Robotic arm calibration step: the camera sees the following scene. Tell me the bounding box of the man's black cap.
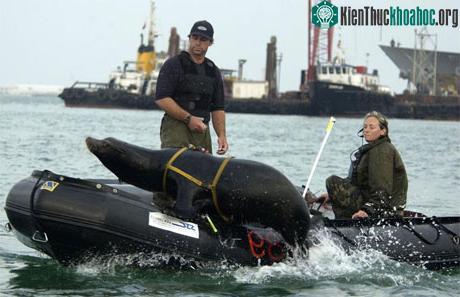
[189,20,214,40]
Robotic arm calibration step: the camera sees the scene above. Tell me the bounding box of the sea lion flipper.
[174,184,200,220]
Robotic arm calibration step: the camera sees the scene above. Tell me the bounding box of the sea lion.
[86,137,310,245]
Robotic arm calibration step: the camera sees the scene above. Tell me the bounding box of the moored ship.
[59,1,168,110]
[59,1,458,120]
[303,1,458,120]
[307,61,394,116]
[379,32,460,120]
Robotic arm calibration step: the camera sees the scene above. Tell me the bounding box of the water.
[1,95,459,296]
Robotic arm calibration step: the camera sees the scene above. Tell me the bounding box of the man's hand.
[216,136,229,155]
[187,116,208,133]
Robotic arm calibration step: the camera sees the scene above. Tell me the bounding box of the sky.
[0,0,459,93]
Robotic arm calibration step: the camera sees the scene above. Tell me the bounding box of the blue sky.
[0,0,458,93]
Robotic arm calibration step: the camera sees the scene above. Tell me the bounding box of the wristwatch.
[183,114,192,125]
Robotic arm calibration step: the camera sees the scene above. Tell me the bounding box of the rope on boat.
[29,170,50,243]
[432,217,459,237]
[432,217,460,245]
[326,216,460,247]
[324,218,358,247]
[402,217,460,245]
[401,219,441,245]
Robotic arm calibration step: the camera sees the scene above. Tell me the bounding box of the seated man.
[321,111,408,219]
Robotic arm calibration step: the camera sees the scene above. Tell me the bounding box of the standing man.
[155,20,228,155]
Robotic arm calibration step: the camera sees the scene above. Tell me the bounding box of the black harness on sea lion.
[162,147,233,222]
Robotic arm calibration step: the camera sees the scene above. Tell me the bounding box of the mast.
[304,0,334,89]
[136,0,157,82]
[147,0,156,49]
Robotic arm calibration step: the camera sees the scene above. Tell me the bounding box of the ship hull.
[59,86,459,120]
[308,81,395,116]
[59,87,312,115]
[59,88,157,110]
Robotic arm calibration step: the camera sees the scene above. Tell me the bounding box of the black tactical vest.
[174,52,217,123]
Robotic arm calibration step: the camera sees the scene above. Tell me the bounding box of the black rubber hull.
[316,215,460,270]
[5,171,286,266]
[5,170,460,269]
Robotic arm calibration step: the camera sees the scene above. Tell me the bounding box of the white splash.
[74,251,202,275]
[232,229,399,284]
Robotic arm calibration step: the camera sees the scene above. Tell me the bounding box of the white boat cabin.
[108,55,166,96]
[316,63,391,93]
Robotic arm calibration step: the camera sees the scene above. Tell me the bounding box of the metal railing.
[70,81,109,90]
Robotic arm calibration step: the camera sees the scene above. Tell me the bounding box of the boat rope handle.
[32,231,48,243]
[402,219,441,245]
[326,217,457,248]
[325,219,358,247]
[162,147,233,222]
[29,170,52,243]
[431,217,459,237]
[4,222,12,233]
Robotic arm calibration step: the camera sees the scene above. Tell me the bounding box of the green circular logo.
[312,1,338,29]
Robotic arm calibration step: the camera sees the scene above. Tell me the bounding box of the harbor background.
[1,0,459,94]
[1,95,459,296]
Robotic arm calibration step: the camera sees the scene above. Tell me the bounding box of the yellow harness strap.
[210,157,232,222]
[162,147,233,222]
[167,165,204,188]
[162,147,189,191]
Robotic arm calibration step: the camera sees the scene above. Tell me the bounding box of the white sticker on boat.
[148,212,199,239]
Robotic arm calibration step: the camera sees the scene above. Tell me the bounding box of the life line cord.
[326,217,459,246]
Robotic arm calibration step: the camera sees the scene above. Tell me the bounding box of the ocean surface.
[0,95,459,296]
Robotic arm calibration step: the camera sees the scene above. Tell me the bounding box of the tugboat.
[59,1,167,110]
[308,40,394,116]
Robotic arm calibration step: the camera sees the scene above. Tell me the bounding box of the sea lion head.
[85,137,164,191]
[86,137,128,157]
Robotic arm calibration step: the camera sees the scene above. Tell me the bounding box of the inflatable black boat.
[4,170,460,270]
